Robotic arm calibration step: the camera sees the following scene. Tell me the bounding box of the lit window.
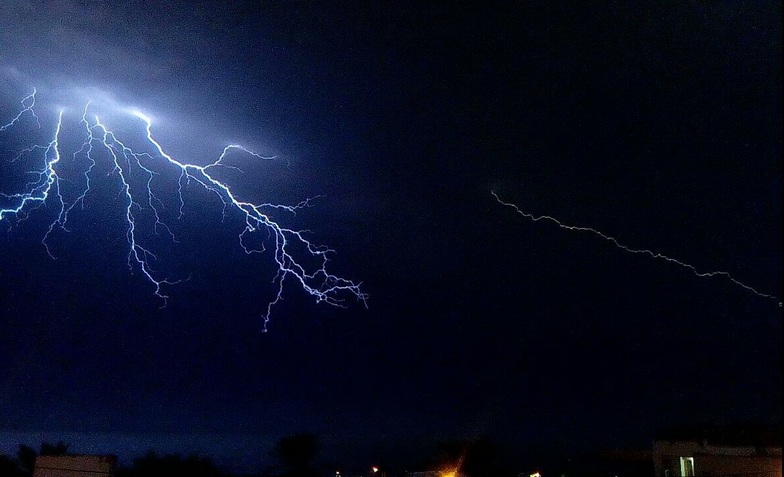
[679,457,695,477]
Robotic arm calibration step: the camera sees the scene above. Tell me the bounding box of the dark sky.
[0,0,781,473]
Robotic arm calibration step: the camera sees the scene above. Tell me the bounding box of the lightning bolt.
[1,88,367,329]
[492,191,781,308]
[0,88,40,132]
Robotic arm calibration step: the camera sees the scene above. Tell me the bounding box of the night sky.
[0,1,781,473]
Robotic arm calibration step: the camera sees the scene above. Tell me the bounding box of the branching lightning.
[0,88,40,132]
[1,89,367,328]
[492,191,781,307]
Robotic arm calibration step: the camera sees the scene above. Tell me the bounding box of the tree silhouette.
[119,451,223,477]
[40,441,70,456]
[16,445,36,477]
[0,453,23,477]
[272,433,320,477]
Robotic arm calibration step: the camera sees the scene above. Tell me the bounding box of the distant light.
[530,473,541,477]
[372,467,379,473]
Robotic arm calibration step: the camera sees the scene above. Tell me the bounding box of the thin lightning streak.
[492,191,781,307]
[0,88,40,132]
[1,89,368,328]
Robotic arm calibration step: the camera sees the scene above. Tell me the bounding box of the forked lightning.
[1,89,367,328]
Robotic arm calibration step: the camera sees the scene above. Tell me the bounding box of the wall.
[33,455,115,477]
